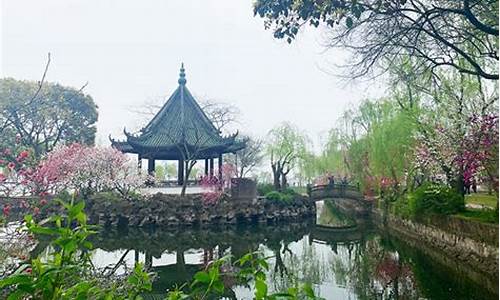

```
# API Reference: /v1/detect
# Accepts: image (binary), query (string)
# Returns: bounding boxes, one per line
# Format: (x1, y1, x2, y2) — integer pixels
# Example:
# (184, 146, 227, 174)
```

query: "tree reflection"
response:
(330, 236, 420, 299)
(268, 238, 329, 295)
(61, 222, 496, 299)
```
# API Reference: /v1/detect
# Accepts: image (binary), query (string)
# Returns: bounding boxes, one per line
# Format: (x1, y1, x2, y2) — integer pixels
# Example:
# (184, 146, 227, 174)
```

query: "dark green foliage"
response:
(0, 198, 152, 299)
(265, 189, 296, 203)
(281, 187, 296, 196)
(392, 196, 411, 219)
(254, 0, 498, 80)
(265, 191, 283, 201)
(0, 78, 98, 158)
(257, 183, 275, 196)
(281, 193, 294, 202)
(165, 251, 323, 300)
(407, 183, 465, 218)
(455, 209, 498, 224)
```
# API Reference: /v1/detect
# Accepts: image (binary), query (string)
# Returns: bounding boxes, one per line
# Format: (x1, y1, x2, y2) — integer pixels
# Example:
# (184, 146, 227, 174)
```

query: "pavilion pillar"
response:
(147, 159, 155, 175)
(178, 159, 184, 186)
(145, 252, 152, 268)
(137, 154, 142, 174)
(204, 159, 209, 176)
(218, 153, 223, 180)
(209, 158, 214, 176)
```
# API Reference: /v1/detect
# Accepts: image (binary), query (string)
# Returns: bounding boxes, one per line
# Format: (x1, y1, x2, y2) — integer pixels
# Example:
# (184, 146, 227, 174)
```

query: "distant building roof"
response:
(110, 64, 245, 159)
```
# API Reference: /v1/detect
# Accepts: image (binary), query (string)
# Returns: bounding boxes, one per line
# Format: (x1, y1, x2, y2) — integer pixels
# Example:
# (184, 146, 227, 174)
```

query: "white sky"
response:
(1, 0, 386, 151)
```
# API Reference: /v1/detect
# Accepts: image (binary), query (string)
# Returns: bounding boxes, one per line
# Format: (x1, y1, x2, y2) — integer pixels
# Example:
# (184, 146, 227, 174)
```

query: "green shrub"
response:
(0, 198, 152, 299)
(165, 251, 322, 300)
(282, 187, 297, 195)
(281, 193, 294, 202)
(257, 183, 275, 196)
(265, 191, 282, 201)
(265, 191, 293, 203)
(455, 209, 498, 224)
(392, 197, 412, 219)
(408, 183, 464, 218)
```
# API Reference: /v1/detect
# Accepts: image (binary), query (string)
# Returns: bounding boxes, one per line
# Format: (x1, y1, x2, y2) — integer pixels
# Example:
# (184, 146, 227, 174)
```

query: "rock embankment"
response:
(86, 193, 315, 227)
(373, 209, 498, 292)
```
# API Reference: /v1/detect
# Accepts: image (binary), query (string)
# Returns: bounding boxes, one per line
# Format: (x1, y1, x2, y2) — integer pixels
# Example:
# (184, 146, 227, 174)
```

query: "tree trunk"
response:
(271, 162, 281, 191)
(180, 181, 188, 197)
(273, 170, 281, 191)
(281, 174, 288, 190)
(455, 174, 465, 196)
(180, 161, 195, 197)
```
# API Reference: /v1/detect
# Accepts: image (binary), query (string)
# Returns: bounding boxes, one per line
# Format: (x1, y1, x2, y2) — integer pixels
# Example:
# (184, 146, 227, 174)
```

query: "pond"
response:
(36, 200, 498, 299)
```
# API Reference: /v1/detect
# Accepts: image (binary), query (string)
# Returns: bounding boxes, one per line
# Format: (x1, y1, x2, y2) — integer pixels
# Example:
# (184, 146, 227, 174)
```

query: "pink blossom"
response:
(33, 207, 40, 215)
(30, 144, 148, 196)
(7, 162, 15, 170)
(415, 114, 498, 190)
(199, 163, 237, 204)
(16, 150, 29, 162)
(2, 205, 11, 216)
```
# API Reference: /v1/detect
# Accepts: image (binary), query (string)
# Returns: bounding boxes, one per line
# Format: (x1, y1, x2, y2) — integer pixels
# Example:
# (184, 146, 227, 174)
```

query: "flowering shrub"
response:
(415, 114, 499, 191)
(460, 114, 499, 190)
(0, 144, 47, 225)
(0, 143, 153, 296)
(0, 146, 34, 198)
(199, 163, 237, 205)
(31, 144, 150, 197)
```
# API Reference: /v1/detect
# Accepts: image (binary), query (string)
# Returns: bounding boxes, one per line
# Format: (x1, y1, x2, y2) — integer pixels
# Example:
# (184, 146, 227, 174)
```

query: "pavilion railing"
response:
(150, 180, 200, 188)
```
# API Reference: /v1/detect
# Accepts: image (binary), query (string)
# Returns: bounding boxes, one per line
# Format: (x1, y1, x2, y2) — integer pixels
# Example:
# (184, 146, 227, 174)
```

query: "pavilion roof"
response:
(110, 64, 246, 159)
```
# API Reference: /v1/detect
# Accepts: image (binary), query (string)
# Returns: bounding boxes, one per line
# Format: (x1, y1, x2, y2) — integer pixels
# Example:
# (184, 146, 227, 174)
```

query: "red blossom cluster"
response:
(415, 114, 499, 188)
(0, 146, 45, 218)
(459, 115, 498, 185)
(199, 163, 237, 205)
(380, 177, 395, 189)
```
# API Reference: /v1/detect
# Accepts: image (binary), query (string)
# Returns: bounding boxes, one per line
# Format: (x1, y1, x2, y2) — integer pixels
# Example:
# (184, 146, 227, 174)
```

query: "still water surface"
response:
(80, 201, 497, 299)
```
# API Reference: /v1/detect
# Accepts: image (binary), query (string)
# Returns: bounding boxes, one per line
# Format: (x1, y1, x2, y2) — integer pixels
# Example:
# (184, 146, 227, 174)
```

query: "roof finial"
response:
(178, 62, 186, 85)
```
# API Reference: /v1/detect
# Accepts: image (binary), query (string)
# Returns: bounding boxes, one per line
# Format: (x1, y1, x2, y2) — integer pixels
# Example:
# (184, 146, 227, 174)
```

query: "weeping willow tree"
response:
(368, 111, 416, 191)
(298, 129, 349, 184)
(340, 99, 417, 195)
(266, 123, 309, 190)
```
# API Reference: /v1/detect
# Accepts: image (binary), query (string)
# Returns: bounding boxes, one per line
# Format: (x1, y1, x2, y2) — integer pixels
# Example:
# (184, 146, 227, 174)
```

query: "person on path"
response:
(464, 180, 471, 195)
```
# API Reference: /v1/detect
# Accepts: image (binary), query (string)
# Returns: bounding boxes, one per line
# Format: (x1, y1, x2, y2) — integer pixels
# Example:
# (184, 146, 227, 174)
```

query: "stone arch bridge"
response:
(308, 183, 371, 218)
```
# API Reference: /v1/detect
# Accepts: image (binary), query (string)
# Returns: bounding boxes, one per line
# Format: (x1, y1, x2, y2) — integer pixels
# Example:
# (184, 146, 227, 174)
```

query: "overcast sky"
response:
(1, 0, 386, 151)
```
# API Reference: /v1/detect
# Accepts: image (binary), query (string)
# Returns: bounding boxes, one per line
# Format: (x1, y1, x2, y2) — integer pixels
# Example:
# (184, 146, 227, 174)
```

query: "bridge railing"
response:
(307, 183, 364, 201)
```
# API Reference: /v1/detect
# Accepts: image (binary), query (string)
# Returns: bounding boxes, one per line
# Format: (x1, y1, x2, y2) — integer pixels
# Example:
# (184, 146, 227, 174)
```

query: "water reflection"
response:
(316, 200, 356, 228)
(79, 218, 497, 300)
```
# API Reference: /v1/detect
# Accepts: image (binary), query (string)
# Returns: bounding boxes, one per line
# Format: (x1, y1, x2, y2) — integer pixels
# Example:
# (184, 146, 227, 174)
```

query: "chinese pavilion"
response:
(110, 64, 246, 185)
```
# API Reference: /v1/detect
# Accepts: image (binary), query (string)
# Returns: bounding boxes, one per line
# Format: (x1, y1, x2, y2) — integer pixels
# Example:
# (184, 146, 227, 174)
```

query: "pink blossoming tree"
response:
(415, 114, 498, 194)
(31, 144, 151, 197)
